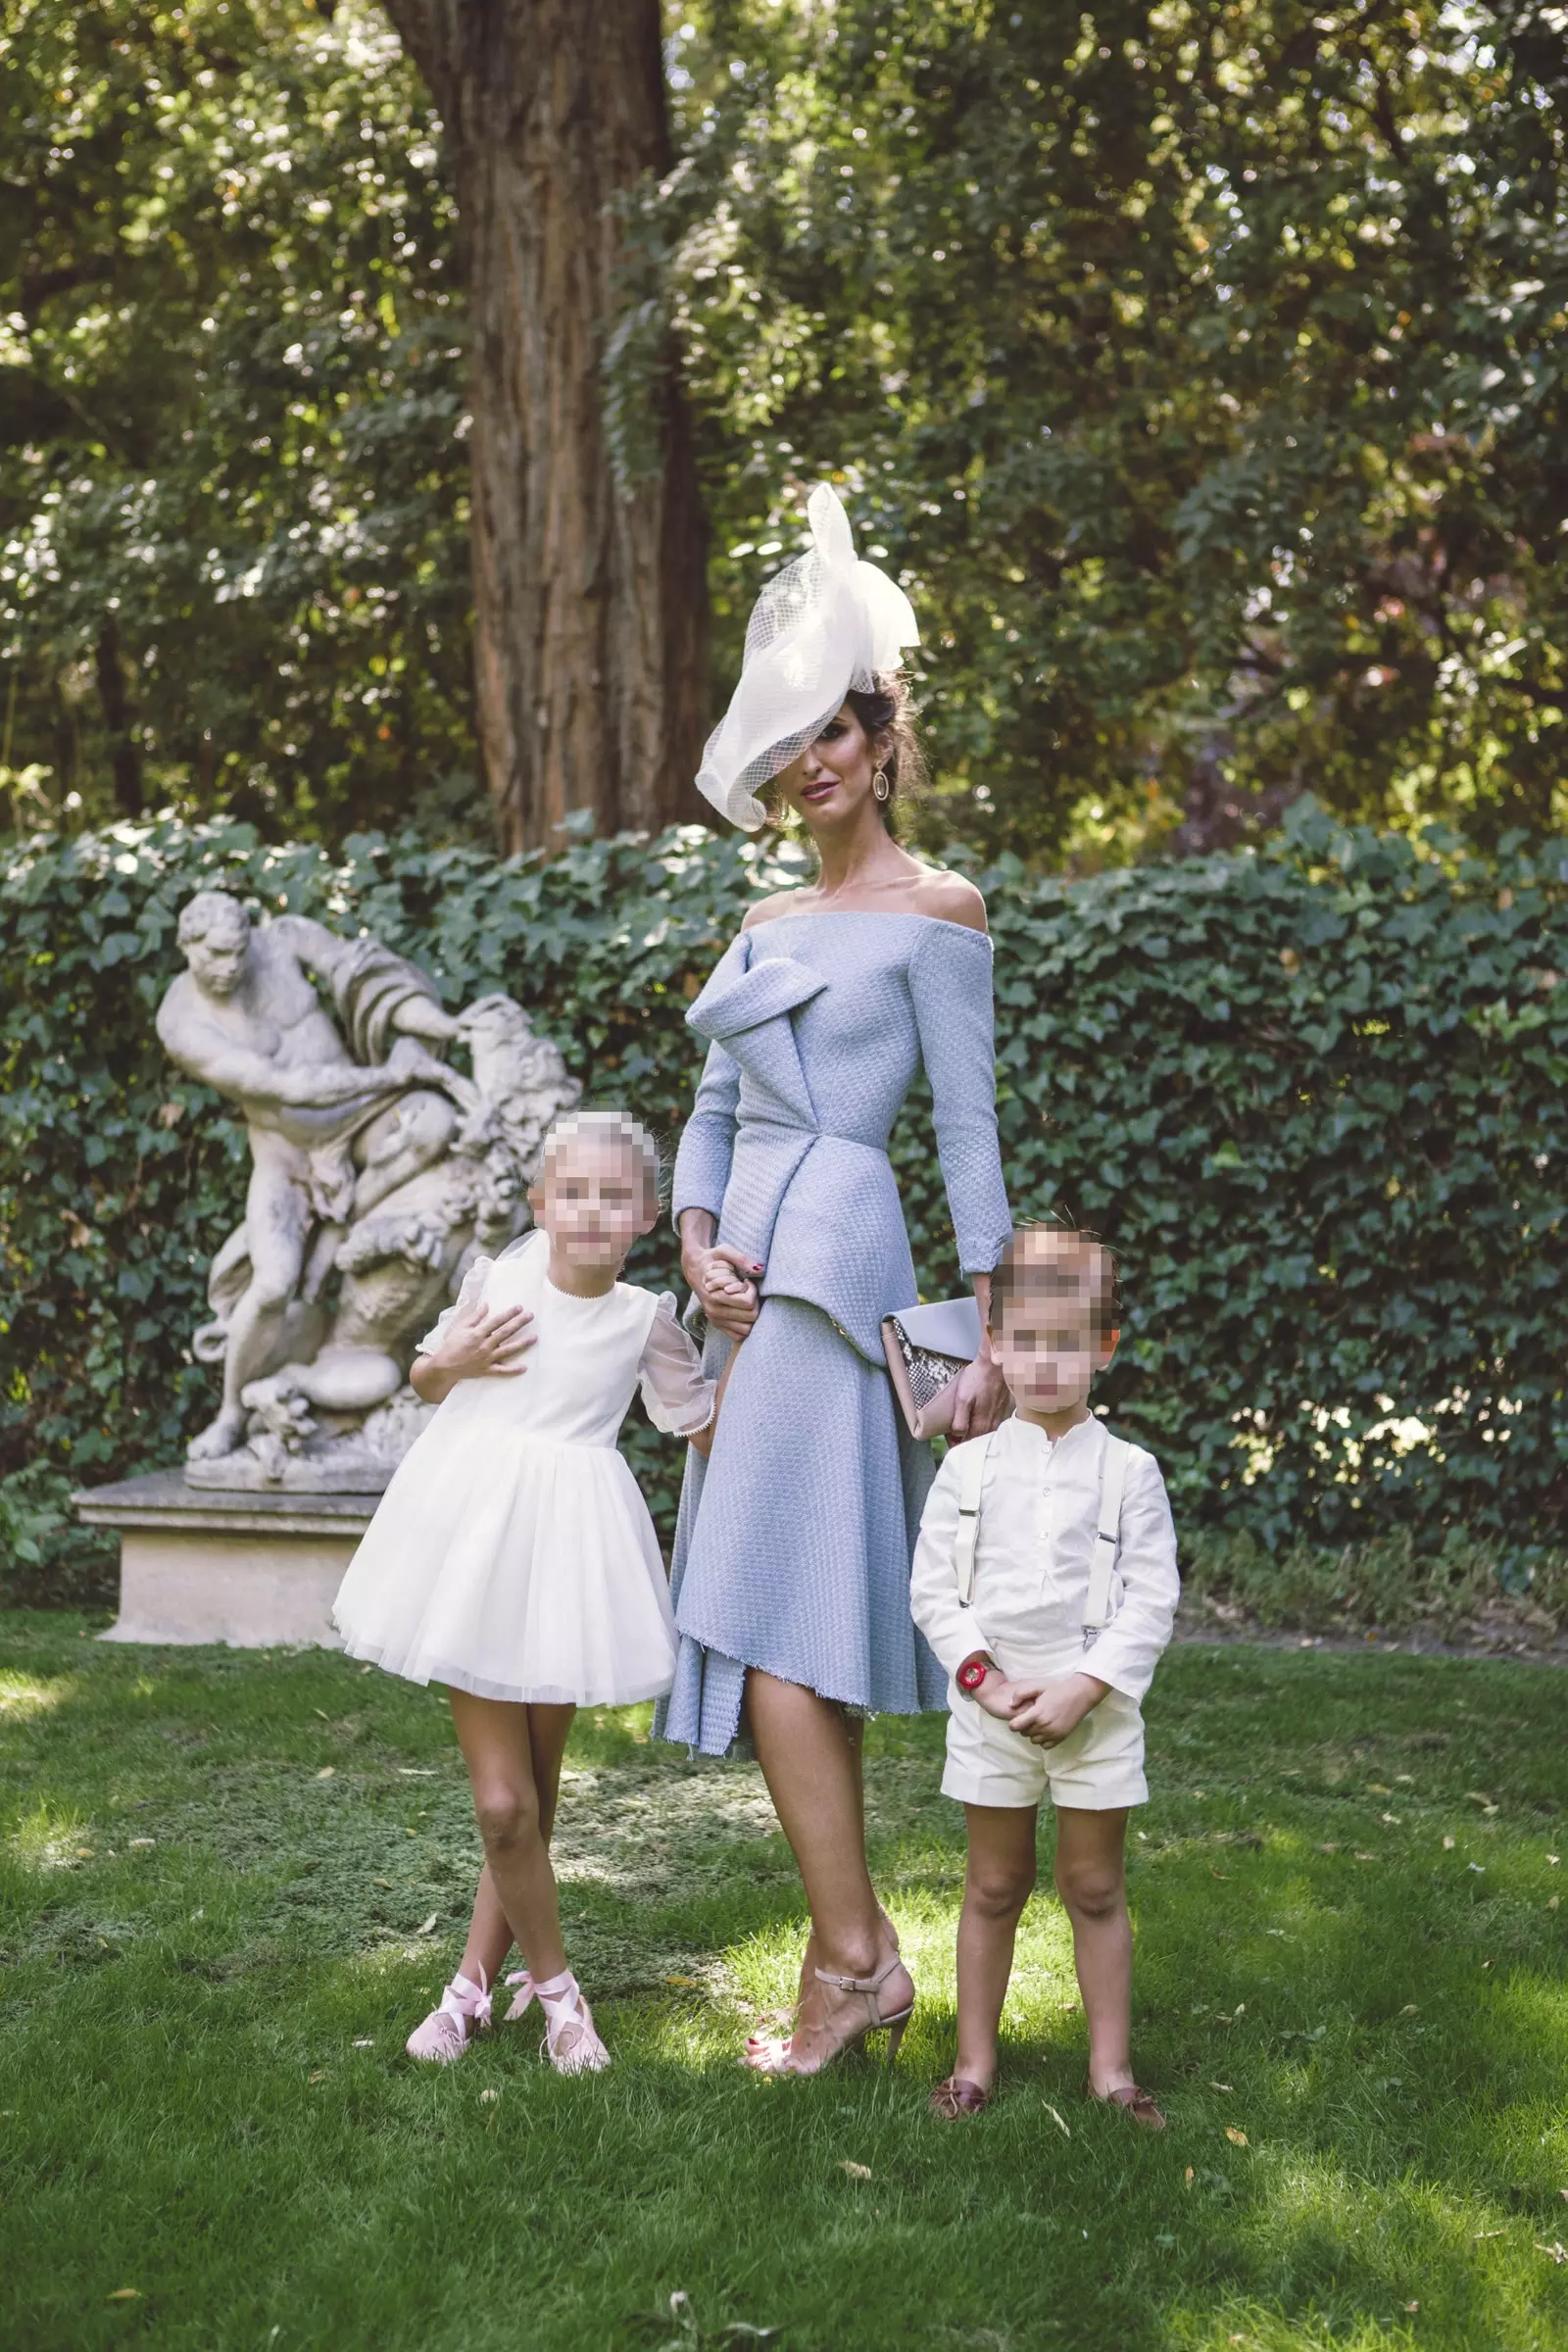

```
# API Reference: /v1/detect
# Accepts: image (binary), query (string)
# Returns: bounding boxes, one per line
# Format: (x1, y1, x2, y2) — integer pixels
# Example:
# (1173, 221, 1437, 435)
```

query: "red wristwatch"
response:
(956, 1651, 996, 1694)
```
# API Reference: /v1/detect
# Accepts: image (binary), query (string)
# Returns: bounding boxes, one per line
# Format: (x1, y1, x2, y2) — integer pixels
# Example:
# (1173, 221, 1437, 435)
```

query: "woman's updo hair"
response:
(846, 674, 928, 834)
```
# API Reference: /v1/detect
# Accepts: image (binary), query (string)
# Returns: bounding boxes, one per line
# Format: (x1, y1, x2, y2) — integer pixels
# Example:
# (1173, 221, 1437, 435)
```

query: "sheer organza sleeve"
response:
(414, 1255, 493, 1358)
(637, 1294, 718, 1436)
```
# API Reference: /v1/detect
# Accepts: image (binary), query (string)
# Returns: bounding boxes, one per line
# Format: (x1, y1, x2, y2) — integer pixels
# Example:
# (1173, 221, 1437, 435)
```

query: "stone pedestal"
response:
(76, 1471, 377, 1648)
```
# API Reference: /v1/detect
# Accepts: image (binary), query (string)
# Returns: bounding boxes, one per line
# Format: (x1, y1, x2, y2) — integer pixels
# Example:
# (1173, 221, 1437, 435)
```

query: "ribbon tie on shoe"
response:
(503, 1969, 536, 2025)
(437, 1964, 492, 2029)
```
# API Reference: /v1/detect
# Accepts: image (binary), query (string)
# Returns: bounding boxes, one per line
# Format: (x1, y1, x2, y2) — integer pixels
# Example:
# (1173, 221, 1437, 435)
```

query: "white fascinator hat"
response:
(696, 482, 919, 832)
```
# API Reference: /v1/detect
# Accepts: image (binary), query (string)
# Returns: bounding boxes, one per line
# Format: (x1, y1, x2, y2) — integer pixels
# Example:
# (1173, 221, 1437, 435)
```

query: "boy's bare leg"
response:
(1053, 1804, 1135, 2096)
(455, 1701, 576, 1990)
(954, 1803, 1040, 2090)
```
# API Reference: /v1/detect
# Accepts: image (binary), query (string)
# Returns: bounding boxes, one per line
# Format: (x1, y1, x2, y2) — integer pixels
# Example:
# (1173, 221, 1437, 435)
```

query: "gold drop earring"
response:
(872, 766, 890, 803)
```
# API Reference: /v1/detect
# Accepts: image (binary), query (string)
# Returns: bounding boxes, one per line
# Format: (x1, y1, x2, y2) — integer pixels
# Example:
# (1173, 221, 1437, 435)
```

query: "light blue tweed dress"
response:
(654, 909, 1013, 1757)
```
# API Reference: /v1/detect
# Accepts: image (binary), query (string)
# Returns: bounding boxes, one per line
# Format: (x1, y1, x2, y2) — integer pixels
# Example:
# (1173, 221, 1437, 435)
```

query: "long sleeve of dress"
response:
(672, 936, 747, 1227)
(638, 1295, 719, 1436)
(671, 1038, 742, 1226)
(908, 923, 1014, 1277)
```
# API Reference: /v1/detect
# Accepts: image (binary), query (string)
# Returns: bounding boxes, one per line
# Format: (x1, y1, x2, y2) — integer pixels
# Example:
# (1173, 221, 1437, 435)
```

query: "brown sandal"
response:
(929, 2075, 992, 2118)
(1087, 2079, 1166, 2130)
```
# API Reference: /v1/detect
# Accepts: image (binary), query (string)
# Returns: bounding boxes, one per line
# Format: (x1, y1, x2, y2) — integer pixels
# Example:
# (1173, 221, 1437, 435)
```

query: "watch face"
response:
(957, 1659, 986, 1691)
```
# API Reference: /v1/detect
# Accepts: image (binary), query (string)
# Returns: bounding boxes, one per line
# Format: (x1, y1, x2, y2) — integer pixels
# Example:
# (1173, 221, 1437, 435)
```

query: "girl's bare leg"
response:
(953, 1803, 1040, 2091)
(456, 1701, 575, 1984)
(447, 1693, 576, 1987)
(1053, 1805, 1135, 2096)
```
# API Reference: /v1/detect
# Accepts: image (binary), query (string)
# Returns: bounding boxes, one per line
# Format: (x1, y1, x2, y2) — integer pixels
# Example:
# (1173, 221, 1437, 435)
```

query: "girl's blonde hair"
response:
(536, 1108, 664, 1206)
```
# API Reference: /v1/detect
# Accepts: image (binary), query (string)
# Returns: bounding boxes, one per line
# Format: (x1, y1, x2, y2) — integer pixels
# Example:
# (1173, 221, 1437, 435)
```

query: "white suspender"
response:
(1084, 1434, 1132, 1648)
(953, 1430, 994, 1606)
(950, 1427, 1133, 1646)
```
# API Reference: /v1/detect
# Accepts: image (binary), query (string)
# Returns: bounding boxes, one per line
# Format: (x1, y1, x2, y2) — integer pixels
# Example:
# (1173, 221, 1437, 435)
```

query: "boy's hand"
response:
(1006, 1672, 1108, 1747)
(433, 1299, 536, 1379)
(973, 1671, 1029, 1725)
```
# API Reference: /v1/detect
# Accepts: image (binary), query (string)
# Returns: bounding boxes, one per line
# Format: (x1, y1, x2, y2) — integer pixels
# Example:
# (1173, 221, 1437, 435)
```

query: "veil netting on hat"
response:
(694, 483, 919, 832)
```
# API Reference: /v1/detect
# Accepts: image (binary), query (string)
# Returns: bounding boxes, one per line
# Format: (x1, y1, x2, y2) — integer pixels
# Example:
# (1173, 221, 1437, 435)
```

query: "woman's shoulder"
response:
(741, 888, 815, 933)
(906, 867, 988, 934)
(739, 869, 987, 935)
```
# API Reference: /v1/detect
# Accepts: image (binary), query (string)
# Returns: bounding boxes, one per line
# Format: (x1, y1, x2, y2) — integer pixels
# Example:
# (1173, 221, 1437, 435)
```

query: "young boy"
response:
(909, 1225, 1178, 2124)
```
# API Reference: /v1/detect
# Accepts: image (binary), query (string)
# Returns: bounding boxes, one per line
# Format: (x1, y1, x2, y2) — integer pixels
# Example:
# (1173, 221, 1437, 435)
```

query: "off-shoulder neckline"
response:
(742, 906, 990, 941)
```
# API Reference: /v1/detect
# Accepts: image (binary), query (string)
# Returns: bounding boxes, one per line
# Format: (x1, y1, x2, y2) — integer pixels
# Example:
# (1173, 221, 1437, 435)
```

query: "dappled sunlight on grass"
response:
(0, 1668, 74, 1721)
(6, 1795, 89, 1872)
(2, 1625, 1565, 2350)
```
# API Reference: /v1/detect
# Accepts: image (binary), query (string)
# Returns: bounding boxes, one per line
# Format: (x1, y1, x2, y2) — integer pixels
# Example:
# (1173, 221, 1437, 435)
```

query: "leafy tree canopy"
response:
(666, 0, 1568, 858)
(2, 0, 1566, 860)
(0, 0, 476, 843)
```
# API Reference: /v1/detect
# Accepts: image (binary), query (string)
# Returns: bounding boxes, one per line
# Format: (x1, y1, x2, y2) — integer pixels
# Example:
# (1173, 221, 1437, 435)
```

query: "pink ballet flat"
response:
(533, 1970, 611, 2075)
(405, 1966, 493, 2063)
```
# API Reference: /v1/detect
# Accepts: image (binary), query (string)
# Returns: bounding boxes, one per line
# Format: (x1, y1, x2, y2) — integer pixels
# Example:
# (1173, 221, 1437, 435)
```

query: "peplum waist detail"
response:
(717, 1118, 915, 1363)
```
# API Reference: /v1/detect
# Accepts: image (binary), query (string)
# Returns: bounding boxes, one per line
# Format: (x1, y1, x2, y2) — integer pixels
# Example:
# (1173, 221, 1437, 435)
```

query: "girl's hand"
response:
(434, 1300, 536, 1380)
(1007, 1673, 1107, 1748)
(684, 1242, 764, 1342)
(950, 1349, 1009, 1440)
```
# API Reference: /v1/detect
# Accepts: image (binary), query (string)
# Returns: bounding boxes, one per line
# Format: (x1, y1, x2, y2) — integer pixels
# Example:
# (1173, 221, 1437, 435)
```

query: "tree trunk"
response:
(94, 618, 143, 819)
(380, 0, 709, 853)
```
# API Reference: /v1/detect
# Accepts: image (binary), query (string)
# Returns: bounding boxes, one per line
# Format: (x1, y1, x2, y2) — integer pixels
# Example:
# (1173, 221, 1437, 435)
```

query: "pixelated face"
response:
(992, 1237, 1117, 1415)
(182, 910, 250, 998)
(530, 1121, 658, 1266)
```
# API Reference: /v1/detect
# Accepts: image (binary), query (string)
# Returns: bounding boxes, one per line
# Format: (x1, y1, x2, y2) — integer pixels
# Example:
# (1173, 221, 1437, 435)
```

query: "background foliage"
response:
(3, 808, 1565, 1601)
(0, 0, 473, 845)
(3, 0, 1566, 858)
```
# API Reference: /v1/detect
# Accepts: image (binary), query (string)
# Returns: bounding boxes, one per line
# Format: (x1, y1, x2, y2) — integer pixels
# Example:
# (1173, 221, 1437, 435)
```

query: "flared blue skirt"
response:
(654, 1295, 949, 1757)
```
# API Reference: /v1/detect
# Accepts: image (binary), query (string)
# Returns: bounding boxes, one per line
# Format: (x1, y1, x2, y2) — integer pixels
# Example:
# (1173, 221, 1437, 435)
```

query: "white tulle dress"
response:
(332, 1231, 714, 1705)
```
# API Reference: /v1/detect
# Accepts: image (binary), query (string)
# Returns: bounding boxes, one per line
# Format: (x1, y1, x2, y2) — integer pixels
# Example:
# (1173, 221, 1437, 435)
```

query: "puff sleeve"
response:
(637, 1294, 718, 1437)
(908, 922, 1013, 1277)
(414, 1255, 493, 1357)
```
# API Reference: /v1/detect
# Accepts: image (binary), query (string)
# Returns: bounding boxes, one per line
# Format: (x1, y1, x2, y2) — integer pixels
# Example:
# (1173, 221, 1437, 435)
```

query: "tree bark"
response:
(94, 618, 143, 819)
(380, 0, 709, 853)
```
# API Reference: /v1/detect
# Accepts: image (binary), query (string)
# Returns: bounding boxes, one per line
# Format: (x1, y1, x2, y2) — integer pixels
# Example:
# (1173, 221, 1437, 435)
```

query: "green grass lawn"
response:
(2, 1614, 1565, 2352)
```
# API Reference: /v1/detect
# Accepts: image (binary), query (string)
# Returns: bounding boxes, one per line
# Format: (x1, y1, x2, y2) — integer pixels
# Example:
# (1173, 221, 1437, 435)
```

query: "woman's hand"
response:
(949, 1349, 1009, 1440)
(412, 1301, 535, 1403)
(680, 1212, 763, 1342)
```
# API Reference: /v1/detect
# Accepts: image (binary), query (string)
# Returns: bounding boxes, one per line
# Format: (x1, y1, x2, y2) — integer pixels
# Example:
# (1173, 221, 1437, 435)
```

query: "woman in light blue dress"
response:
(656, 487, 1012, 2073)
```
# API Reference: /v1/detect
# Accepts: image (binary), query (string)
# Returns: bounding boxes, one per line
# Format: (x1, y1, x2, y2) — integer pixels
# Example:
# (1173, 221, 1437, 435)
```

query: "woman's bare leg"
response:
(1053, 1805, 1135, 2096)
(746, 1670, 885, 1982)
(952, 1803, 1039, 2091)
(447, 1692, 576, 1987)
(454, 1701, 576, 1987)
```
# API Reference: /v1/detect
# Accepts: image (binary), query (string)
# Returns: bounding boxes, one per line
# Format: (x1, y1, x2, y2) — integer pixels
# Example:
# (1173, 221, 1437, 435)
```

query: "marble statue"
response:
(156, 890, 579, 1490)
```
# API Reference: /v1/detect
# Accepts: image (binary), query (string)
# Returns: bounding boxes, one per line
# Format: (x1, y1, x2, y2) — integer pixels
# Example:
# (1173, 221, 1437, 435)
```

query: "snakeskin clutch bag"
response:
(881, 1295, 984, 1442)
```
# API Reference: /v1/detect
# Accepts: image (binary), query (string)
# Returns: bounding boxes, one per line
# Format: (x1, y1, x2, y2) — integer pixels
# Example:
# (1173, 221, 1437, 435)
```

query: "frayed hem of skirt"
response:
(655, 1633, 948, 1758)
(337, 1631, 675, 1709)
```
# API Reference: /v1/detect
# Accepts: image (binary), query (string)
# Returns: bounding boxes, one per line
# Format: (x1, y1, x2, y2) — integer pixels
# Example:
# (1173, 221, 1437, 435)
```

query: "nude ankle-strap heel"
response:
(750, 1949, 914, 2077)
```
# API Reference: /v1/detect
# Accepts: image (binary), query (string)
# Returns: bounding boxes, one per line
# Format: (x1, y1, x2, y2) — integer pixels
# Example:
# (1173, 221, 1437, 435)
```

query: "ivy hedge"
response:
(3, 805, 1565, 1604)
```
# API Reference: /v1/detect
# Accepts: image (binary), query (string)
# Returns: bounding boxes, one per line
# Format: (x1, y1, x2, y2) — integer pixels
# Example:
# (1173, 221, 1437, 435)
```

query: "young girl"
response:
(333, 1109, 727, 2073)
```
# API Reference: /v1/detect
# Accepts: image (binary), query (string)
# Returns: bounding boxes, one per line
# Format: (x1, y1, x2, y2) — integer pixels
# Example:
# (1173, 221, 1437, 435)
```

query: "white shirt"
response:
(909, 1415, 1179, 1704)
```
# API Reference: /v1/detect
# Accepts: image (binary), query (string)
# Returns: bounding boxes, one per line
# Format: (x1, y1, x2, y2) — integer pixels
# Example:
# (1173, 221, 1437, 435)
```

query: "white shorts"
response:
(941, 1660, 1148, 1813)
